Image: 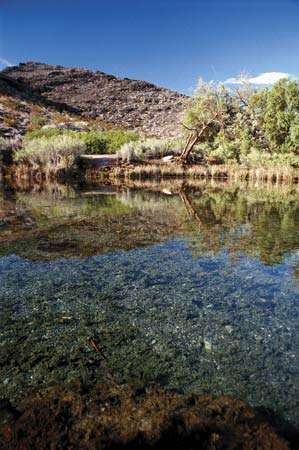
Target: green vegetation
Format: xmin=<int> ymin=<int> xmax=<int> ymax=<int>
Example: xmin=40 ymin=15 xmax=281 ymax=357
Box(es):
xmin=25 ymin=128 xmax=139 ymax=154
xmin=180 ymin=78 xmax=299 ymax=165
xmin=80 ymin=130 xmax=139 ymax=154
xmin=12 ymin=129 xmax=140 ymax=173
xmin=8 ymin=78 xmax=299 ymax=177
xmin=14 ymin=135 xmax=86 ymax=172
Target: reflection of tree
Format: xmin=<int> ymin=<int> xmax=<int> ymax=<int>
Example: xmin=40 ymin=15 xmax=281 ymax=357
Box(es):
xmin=179 ymin=190 xmax=202 ymax=225
xmin=1 ymin=181 xmax=298 ymax=266
xmin=179 ymin=186 xmax=299 ymax=266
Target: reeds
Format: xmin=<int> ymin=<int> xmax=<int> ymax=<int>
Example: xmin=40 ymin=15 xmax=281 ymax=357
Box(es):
xmin=85 ymin=162 xmax=299 ymax=184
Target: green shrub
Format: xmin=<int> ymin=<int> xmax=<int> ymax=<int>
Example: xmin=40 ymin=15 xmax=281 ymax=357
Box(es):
xmin=78 ymin=131 xmax=107 ymax=154
xmin=25 ymin=129 xmax=139 ymax=155
xmin=26 ymin=127 xmax=65 ymax=140
xmin=15 ymin=135 xmax=86 ymax=171
xmin=79 ymin=130 xmax=139 ymax=154
xmin=118 ymin=138 xmax=183 ymax=162
xmin=240 ymin=150 xmax=299 ymax=168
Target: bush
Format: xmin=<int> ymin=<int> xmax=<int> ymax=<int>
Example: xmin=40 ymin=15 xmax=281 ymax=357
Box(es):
xmin=118 ymin=138 xmax=183 ymax=162
xmin=240 ymin=150 xmax=299 ymax=168
xmin=14 ymin=135 xmax=86 ymax=171
xmin=25 ymin=129 xmax=139 ymax=155
xmin=26 ymin=127 xmax=64 ymax=140
xmin=79 ymin=130 xmax=139 ymax=154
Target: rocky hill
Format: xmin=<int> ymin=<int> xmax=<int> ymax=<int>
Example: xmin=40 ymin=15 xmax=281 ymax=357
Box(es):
xmin=0 ymin=62 xmax=187 ymax=138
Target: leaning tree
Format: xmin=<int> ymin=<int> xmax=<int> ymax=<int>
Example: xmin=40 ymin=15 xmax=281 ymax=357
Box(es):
xmin=180 ymin=81 xmax=233 ymax=163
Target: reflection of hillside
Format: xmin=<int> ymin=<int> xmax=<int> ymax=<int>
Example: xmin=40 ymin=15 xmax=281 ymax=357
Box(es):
xmin=0 ymin=184 xmax=184 ymax=260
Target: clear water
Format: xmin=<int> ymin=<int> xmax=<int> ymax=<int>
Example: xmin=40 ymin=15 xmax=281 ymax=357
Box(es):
xmin=0 ymin=181 xmax=298 ymax=425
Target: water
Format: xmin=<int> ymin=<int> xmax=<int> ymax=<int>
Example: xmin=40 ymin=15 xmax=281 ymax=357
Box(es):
xmin=0 ymin=181 xmax=298 ymax=426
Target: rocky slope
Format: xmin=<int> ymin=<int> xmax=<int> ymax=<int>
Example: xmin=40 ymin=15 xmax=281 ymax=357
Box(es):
xmin=0 ymin=72 xmax=88 ymax=140
xmin=1 ymin=62 xmax=187 ymax=138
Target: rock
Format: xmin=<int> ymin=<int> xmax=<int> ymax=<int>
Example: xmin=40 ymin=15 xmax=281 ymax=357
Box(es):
xmin=2 ymin=62 xmax=188 ymax=137
xmin=162 ymin=155 xmax=174 ymax=162
xmin=70 ymin=121 xmax=89 ymax=131
xmin=225 ymin=325 xmax=233 ymax=334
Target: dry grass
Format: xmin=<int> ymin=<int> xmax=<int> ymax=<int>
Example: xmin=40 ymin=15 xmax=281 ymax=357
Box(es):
xmin=86 ymin=162 xmax=299 ymax=184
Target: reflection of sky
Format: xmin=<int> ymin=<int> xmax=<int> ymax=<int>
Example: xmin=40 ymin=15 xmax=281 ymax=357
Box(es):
xmin=1 ymin=240 xmax=298 ymax=424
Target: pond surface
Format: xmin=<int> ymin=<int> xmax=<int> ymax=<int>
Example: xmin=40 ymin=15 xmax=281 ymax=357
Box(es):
xmin=0 ymin=181 xmax=298 ymax=426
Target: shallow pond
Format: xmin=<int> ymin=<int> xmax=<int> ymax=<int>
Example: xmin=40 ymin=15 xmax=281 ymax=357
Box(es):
xmin=0 ymin=181 xmax=298 ymax=426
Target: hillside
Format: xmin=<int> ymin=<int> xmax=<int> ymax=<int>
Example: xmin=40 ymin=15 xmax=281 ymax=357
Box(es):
xmin=0 ymin=62 xmax=187 ymax=139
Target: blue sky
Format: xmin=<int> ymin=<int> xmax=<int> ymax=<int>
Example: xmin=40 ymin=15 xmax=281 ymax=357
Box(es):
xmin=0 ymin=0 xmax=298 ymax=93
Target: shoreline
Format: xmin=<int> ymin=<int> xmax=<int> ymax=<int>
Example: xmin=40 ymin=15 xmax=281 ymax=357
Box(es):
xmin=2 ymin=161 xmax=299 ymax=185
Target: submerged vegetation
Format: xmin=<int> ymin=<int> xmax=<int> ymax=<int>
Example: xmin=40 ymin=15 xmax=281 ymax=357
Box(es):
xmin=0 ymin=382 xmax=290 ymax=450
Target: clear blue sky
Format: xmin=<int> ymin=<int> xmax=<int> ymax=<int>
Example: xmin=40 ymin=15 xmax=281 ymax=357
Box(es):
xmin=0 ymin=0 xmax=298 ymax=93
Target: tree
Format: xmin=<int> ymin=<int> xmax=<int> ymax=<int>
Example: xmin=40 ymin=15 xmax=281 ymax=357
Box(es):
xmin=260 ymin=79 xmax=299 ymax=152
xmin=180 ymin=81 xmax=233 ymax=163
xmin=180 ymin=77 xmax=299 ymax=165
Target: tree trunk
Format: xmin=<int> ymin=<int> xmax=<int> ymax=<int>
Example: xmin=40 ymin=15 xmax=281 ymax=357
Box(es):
xmin=180 ymin=124 xmax=210 ymax=163
xmin=180 ymin=116 xmax=219 ymax=163
xmin=179 ymin=132 xmax=199 ymax=163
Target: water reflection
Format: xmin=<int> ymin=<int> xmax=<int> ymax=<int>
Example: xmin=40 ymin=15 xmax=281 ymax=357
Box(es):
xmin=0 ymin=180 xmax=298 ymax=265
xmin=0 ymin=180 xmax=298 ymax=426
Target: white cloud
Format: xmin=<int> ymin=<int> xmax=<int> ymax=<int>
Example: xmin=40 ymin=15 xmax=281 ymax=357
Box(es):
xmin=0 ymin=57 xmax=13 ymax=67
xmin=224 ymin=72 xmax=297 ymax=86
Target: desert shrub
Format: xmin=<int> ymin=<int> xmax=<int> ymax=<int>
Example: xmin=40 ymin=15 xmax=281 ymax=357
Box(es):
xmin=118 ymin=138 xmax=183 ymax=162
xmin=14 ymin=135 xmax=86 ymax=171
xmin=25 ymin=129 xmax=139 ymax=154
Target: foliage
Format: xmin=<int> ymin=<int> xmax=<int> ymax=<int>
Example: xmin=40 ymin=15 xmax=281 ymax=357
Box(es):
xmin=25 ymin=129 xmax=139 ymax=154
xmin=118 ymin=138 xmax=183 ymax=162
xmin=26 ymin=127 xmax=64 ymax=140
xmin=240 ymin=150 xmax=299 ymax=168
xmin=181 ymin=78 xmax=299 ymax=165
xmin=79 ymin=130 xmax=139 ymax=154
xmin=180 ymin=80 xmax=236 ymax=161
xmin=14 ymin=135 xmax=86 ymax=171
